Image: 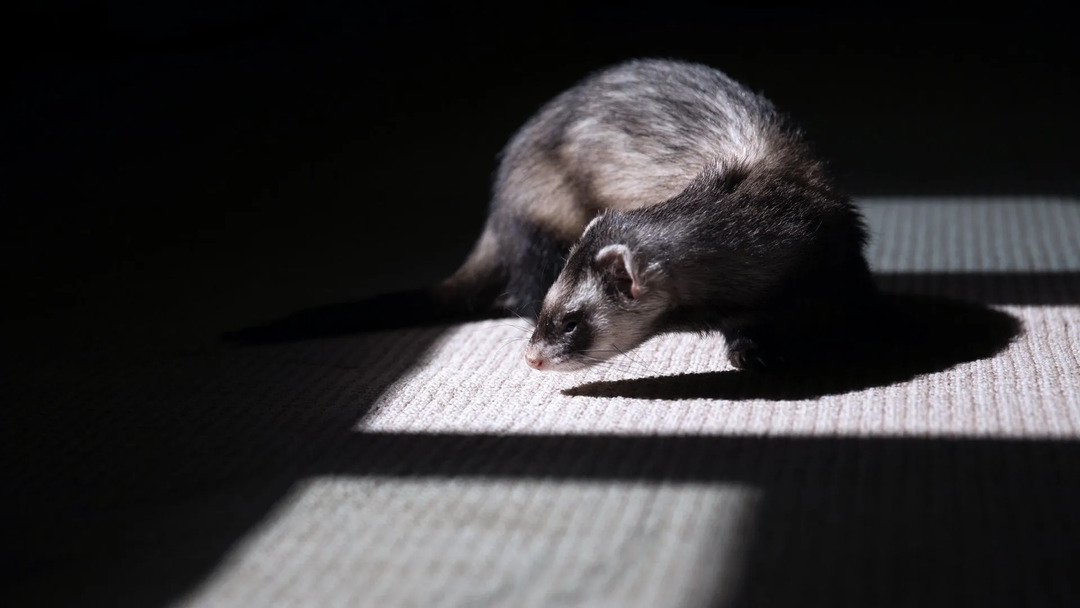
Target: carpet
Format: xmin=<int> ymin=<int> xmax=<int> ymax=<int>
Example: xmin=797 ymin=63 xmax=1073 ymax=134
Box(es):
xmin=5 ymin=197 xmax=1078 ymax=607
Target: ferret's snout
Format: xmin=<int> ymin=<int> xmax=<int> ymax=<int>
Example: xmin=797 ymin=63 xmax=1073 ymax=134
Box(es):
xmin=524 ymin=346 xmax=544 ymax=370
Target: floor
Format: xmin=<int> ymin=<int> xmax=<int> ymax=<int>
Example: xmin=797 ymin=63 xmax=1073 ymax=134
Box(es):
xmin=3 ymin=5 xmax=1077 ymax=607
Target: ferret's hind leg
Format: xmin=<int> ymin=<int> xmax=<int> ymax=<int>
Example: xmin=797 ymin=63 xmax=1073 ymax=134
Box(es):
xmin=496 ymin=216 xmax=575 ymax=320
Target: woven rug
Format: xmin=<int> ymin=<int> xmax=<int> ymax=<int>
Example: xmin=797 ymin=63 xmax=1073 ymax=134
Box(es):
xmin=6 ymin=198 xmax=1079 ymax=607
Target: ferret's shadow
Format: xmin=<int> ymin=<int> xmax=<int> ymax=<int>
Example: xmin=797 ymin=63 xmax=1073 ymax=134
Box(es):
xmin=564 ymin=293 xmax=1023 ymax=400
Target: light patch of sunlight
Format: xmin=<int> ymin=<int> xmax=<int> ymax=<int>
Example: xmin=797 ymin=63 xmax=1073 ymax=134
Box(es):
xmin=357 ymin=304 xmax=1079 ymax=439
xmin=175 ymin=477 xmax=762 ymax=608
xmin=857 ymin=197 xmax=1080 ymax=272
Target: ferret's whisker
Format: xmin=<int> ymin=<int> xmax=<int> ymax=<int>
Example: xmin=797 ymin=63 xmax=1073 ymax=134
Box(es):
xmin=612 ymin=344 xmax=654 ymax=374
xmin=575 ymin=347 xmax=653 ymax=374
xmin=574 ymin=352 xmax=625 ymax=370
xmin=497 ymin=336 xmax=530 ymax=347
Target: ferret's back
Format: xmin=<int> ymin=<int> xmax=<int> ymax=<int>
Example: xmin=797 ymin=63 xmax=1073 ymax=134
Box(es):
xmin=497 ymin=59 xmax=790 ymax=216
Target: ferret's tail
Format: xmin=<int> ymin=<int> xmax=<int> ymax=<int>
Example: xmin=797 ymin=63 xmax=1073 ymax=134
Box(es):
xmin=221 ymin=229 xmax=510 ymax=345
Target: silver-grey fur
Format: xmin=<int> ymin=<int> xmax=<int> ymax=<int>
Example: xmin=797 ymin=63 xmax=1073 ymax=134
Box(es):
xmin=428 ymin=58 xmax=876 ymax=370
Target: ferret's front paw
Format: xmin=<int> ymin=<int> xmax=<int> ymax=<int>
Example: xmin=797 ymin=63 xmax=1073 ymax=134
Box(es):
xmin=726 ymin=338 xmax=769 ymax=371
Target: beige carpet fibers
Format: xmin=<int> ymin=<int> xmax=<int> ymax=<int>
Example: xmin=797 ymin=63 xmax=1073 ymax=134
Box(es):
xmin=6 ymin=198 xmax=1079 ymax=607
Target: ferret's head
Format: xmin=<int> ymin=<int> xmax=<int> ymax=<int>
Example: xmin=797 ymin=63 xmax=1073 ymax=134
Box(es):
xmin=525 ymin=224 xmax=671 ymax=371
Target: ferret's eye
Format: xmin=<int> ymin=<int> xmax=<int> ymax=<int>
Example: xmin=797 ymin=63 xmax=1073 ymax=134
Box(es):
xmin=562 ymin=312 xmax=581 ymax=334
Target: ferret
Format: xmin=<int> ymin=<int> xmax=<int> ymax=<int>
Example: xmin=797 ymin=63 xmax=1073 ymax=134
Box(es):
xmin=431 ymin=58 xmax=877 ymax=371
xmin=247 ymin=58 xmax=877 ymax=370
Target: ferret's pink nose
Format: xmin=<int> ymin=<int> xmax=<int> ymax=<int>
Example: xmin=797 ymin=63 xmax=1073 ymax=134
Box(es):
xmin=525 ymin=352 xmax=544 ymax=370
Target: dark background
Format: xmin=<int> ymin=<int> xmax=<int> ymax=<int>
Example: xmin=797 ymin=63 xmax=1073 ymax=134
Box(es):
xmin=2 ymin=2 xmax=1076 ymax=326
xmin=3 ymin=4 xmax=1078 ymax=607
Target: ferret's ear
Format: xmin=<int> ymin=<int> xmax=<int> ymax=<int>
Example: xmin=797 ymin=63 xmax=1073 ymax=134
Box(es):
xmin=595 ymin=244 xmax=646 ymax=299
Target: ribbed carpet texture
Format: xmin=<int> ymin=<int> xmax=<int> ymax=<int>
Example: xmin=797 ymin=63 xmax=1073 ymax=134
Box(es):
xmin=6 ymin=198 xmax=1079 ymax=607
